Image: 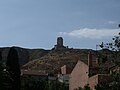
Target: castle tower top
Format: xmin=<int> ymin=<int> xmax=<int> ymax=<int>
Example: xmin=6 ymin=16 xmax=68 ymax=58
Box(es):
xmin=57 ymin=37 xmax=63 ymax=47
xmin=53 ymin=37 xmax=68 ymax=50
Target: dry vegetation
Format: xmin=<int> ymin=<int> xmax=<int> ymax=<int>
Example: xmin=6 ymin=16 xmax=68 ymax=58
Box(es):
xmin=22 ymin=49 xmax=96 ymax=72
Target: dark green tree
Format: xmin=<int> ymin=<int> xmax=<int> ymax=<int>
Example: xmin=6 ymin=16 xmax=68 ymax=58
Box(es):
xmin=118 ymin=24 xmax=120 ymax=28
xmin=0 ymin=51 xmax=2 ymax=70
xmin=97 ymin=24 xmax=120 ymax=89
xmin=99 ymin=31 xmax=120 ymax=63
xmin=0 ymin=51 xmax=13 ymax=90
xmin=21 ymin=76 xmax=69 ymax=90
xmin=76 ymin=84 xmax=90 ymax=90
xmin=21 ymin=76 xmax=48 ymax=90
xmin=6 ymin=47 xmax=21 ymax=90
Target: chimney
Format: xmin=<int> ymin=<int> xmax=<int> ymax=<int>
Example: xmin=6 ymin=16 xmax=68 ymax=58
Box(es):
xmin=88 ymin=51 xmax=92 ymax=67
xmin=96 ymin=58 xmax=99 ymax=65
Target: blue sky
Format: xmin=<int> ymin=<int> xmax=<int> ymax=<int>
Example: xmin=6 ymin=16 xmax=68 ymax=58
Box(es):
xmin=0 ymin=0 xmax=120 ymax=49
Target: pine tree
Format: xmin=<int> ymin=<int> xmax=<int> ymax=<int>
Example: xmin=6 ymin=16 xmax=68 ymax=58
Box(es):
xmin=6 ymin=47 xmax=21 ymax=90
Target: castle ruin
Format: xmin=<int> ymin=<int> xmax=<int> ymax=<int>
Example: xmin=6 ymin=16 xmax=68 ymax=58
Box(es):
xmin=53 ymin=37 xmax=68 ymax=50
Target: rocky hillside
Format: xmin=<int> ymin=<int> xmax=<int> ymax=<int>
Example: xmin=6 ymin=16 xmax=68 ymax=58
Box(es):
xmin=1 ymin=46 xmax=119 ymax=72
xmin=0 ymin=47 xmax=50 ymax=67
xmin=22 ymin=49 xmax=97 ymax=72
xmin=22 ymin=48 xmax=120 ymax=72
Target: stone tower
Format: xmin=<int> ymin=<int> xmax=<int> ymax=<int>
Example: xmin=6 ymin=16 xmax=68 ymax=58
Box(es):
xmin=57 ymin=37 xmax=63 ymax=47
xmin=53 ymin=37 xmax=67 ymax=50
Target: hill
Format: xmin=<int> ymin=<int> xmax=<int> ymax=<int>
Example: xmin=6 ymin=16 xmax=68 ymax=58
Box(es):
xmin=22 ymin=48 xmax=120 ymax=72
xmin=0 ymin=47 xmax=50 ymax=67
xmin=22 ymin=49 xmax=97 ymax=72
xmin=1 ymin=46 xmax=119 ymax=72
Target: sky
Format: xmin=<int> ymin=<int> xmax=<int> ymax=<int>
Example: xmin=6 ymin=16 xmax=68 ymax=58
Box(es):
xmin=0 ymin=0 xmax=120 ymax=50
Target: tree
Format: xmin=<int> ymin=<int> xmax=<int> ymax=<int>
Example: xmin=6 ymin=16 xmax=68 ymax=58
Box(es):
xmin=0 ymin=51 xmax=2 ymax=70
xmin=95 ymin=73 xmax=120 ymax=90
xmin=97 ymin=25 xmax=120 ymax=89
xmin=99 ymin=31 xmax=120 ymax=63
xmin=0 ymin=51 xmax=13 ymax=90
xmin=99 ymin=24 xmax=120 ymax=51
xmin=21 ymin=76 xmax=69 ymax=90
xmin=76 ymin=84 xmax=90 ymax=90
xmin=21 ymin=76 xmax=48 ymax=90
xmin=6 ymin=47 xmax=21 ymax=90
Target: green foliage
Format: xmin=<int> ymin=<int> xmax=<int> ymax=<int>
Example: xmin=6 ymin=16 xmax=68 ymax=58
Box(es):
xmin=0 ymin=69 xmax=13 ymax=90
xmin=76 ymin=84 xmax=90 ymax=90
xmin=95 ymin=82 xmax=110 ymax=90
xmin=98 ymin=32 xmax=120 ymax=63
xmin=95 ymin=71 xmax=120 ymax=90
xmin=97 ymin=30 xmax=120 ymax=89
xmin=6 ymin=47 xmax=21 ymax=76
xmin=119 ymin=24 xmax=120 ymax=28
xmin=6 ymin=47 xmax=21 ymax=90
xmin=0 ymin=51 xmax=13 ymax=90
xmin=110 ymin=71 xmax=120 ymax=90
xmin=99 ymin=32 xmax=120 ymax=51
xmin=84 ymin=84 xmax=90 ymax=90
xmin=21 ymin=76 xmax=47 ymax=90
xmin=21 ymin=76 xmax=69 ymax=90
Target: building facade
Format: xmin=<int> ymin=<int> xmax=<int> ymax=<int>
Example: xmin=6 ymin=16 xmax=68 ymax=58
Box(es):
xmin=69 ymin=52 xmax=114 ymax=90
xmin=69 ymin=60 xmax=89 ymax=90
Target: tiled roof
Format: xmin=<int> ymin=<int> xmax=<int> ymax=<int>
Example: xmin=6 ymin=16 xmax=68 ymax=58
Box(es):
xmin=21 ymin=69 xmax=48 ymax=76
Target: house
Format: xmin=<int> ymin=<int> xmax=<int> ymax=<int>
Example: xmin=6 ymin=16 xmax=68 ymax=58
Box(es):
xmin=21 ymin=69 xmax=57 ymax=81
xmin=69 ymin=51 xmax=115 ymax=90
xmin=58 ymin=65 xmax=73 ymax=84
xmin=69 ymin=60 xmax=89 ymax=90
xmin=21 ymin=69 xmax=48 ymax=80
